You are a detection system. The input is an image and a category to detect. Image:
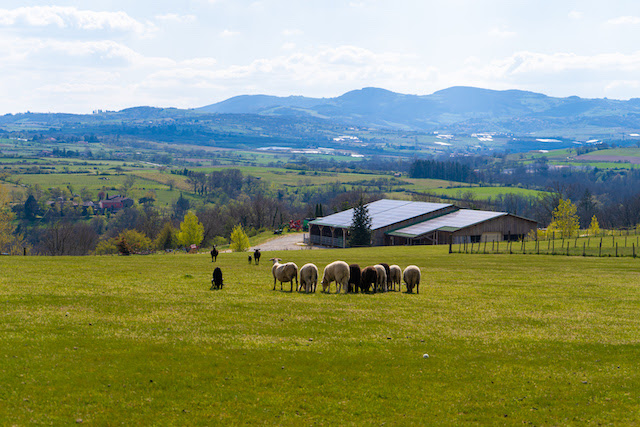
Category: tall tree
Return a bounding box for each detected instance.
[588,215,600,236]
[230,224,250,252]
[349,198,372,247]
[0,185,25,254]
[550,199,580,238]
[177,211,204,247]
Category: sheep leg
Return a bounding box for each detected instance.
[416,283,419,294]
[273,277,276,291]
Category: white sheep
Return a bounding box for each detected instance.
[389,264,402,291]
[299,263,318,293]
[270,258,299,292]
[403,265,421,294]
[321,261,350,293]
[374,264,387,292]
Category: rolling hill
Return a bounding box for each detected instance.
[199,86,640,134]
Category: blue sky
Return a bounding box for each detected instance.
[3,1,640,113]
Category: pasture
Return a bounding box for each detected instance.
[1,247,640,424]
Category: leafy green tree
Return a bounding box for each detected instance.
[0,185,26,254]
[155,222,178,250]
[23,194,39,220]
[588,215,600,236]
[174,192,190,217]
[549,199,580,238]
[177,211,204,247]
[349,198,372,247]
[230,224,250,252]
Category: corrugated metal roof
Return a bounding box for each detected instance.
[387,209,507,238]
[309,199,452,230]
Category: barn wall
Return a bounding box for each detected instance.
[451,215,537,243]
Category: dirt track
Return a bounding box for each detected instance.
[250,233,322,251]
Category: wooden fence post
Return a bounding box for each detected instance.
[583,242,586,257]
[599,238,602,257]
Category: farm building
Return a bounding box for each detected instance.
[308,199,537,247]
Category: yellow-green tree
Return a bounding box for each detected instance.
[588,215,600,236]
[177,211,204,247]
[549,199,580,238]
[230,224,250,252]
[0,185,25,254]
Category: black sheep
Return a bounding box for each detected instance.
[210,246,219,262]
[253,249,261,265]
[379,262,392,291]
[211,267,224,290]
[348,264,362,293]
[248,255,252,264]
[360,266,378,294]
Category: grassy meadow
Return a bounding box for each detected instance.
[1,247,640,424]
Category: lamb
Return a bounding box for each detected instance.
[210,246,219,262]
[379,262,392,291]
[389,265,402,292]
[248,255,252,264]
[360,266,378,293]
[299,263,318,293]
[253,249,261,265]
[211,267,223,290]
[374,264,387,293]
[320,261,350,293]
[403,265,421,294]
[348,264,362,293]
[270,258,298,292]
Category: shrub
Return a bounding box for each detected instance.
[230,225,250,252]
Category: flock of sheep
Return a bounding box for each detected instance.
[209,249,421,294]
[270,258,421,294]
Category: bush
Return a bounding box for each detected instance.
[212,236,228,247]
[230,225,250,252]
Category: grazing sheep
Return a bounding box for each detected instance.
[403,265,421,294]
[248,255,252,264]
[270,258,299,292]
[360,266,378,293]
[348,264,362,293]
[321,261,350,293]
[374,264,387,293]
[299,263,318,293]
[254,249,261,265]
[379,263,392,291]
[210,246,219,262]
[389,265,402,291]
[211,267,223,290]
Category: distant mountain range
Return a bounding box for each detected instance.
[198,86,640,135]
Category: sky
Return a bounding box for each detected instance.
[3,0,640,113]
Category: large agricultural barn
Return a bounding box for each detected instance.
[308,199,537,247]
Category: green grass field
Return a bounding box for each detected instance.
[1,247,639,424]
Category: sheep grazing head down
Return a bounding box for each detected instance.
[270,258,298,292]
[211,267,224,290]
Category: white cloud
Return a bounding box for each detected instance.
[281,42,296,50]
[155,13,196,24]
[488,27,516,38]
[282,28,302,37]
[0,6,154,34]
[568,10,583,20]
[605,16,640,26]
[220,29,239,37]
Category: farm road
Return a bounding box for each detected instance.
[250,233,322,251]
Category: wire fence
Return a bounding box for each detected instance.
[451,232,640,258]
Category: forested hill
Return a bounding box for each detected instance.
[199,86,640,134]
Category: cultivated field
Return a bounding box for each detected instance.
[1,247,639,424]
